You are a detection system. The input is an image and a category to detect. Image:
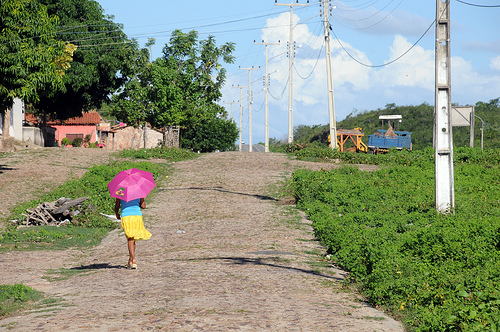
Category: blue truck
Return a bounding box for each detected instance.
[367,129,412,154]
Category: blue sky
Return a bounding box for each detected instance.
[98,0,500,144]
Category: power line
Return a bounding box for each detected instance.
[332,0,405,31]
[454,0,500,7]
[328,15,435,68]
[293,42,324,80]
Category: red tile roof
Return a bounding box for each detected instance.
[25,112,101,125]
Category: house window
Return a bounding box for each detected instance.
[66,134,84,141]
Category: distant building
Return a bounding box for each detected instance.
[25,111,100,147]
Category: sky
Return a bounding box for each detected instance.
[98,0,500,144]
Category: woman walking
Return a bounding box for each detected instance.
[115,197,152,269]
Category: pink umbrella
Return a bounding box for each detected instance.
[108,168,156,202]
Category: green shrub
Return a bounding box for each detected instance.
[71,137,83,147]
[180,117,238,152]
[61,137,69,146]
[291,148,500,330]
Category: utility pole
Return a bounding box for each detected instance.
[434,0,454,213]
[255,40,280,153]
[233,85,247,152]
[223,101,238,121]
[322,0,337,149]
[239,66,260,152]
[276,0,309,144]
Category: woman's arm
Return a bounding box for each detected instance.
[140,198,146,209]
[114,198,121,219]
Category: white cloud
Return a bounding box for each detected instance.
[225,11,500,143]
[491,56,500,71]
[373,35,434,89]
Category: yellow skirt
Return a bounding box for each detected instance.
[121,215,152,241]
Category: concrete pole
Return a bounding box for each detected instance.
[239,67,259,152]
[323,0,337,149]
[255,40,279,153]
[223,101,238,121]
[233,85,247,151]
[469,108,475,147]
[434,0,454,212]
[276,1,309,144]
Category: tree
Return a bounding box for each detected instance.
[110,39,155,127]
[32,0,138,120]
[0,0,66,113]
[149,30,235,132]
[181,117,238,152]
[1,0,69,151]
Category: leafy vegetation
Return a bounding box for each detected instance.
[0,283,43,317]
[31,0,139,120]
[0,0,67,113]
[111,29,237,152]
[181,117,238,152]
[291,147,500,330]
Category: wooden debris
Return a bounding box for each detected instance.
[21,197,89,226]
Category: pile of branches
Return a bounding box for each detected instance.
[21,197,89,227]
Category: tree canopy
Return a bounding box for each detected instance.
[0,0,67,113]
[32,0,138,120]
[110,29,238,152]
[149,30,235,129]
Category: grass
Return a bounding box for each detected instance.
[43,267,97,282]
[0,226,110,252]
[0,284,43,317]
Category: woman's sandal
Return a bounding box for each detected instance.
[124,262,137,269]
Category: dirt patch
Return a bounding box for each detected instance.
[0,150,401,331]
[0,148,115,220]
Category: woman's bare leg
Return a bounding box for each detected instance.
[127,237,136,264]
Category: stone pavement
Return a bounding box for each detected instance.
[0,152,403,331]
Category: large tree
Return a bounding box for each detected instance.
[33,0,138,120]
[149,30,235,130]
[110,39,155,127]
[0,0,66,113]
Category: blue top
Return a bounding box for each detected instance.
[120,198,142,217]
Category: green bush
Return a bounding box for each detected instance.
[61,137,69,146]
[71,137,83,147]
[291,148,500,330]
[180,117,238,152]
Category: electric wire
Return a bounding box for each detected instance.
[332,0,405,31]
[269,76,289,101]
[329,11,435,68]
[454,0,500,7]
[293,42,324,80]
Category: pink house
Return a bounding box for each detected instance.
[25,112,101,146]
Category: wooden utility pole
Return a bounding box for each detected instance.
[434,0,454,212]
